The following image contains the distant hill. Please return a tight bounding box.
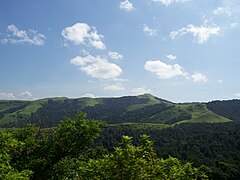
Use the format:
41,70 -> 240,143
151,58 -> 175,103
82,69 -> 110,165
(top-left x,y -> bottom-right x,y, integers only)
0,94 -> 236,128
207,99 -> 240,121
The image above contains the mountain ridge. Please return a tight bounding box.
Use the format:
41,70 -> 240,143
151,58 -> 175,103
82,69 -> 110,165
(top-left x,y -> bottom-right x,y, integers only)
0,94 -> 239,128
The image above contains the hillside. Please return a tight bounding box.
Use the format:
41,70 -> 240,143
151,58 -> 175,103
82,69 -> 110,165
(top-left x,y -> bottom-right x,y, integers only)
207,100 -> 240,121
0,94 -> 234,128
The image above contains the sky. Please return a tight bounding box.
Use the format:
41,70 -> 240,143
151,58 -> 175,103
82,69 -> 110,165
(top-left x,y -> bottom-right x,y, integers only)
0,0 -> 240,102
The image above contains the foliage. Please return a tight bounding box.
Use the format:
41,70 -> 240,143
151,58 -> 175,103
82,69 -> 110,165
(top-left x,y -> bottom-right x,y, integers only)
53,112 -> 106,157
10,124 -> 50,178
52,135 -> 207,180
5,112 -> 105,179
2,110 -> 239,179
97,122 -> 240,179
0,130 -> 32,179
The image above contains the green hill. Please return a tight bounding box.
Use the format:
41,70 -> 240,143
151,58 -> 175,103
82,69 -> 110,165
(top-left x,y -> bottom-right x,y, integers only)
0,94 -> 234,128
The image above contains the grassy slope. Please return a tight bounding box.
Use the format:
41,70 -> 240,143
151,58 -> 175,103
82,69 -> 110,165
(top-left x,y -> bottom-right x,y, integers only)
127,94 -> 173,112
110,122 -> 172,130
0,100 -> 28,112
176,103 -> 231,124
149,103 -> 231,124
77,97 -> 102,109
0,98 -> 67,124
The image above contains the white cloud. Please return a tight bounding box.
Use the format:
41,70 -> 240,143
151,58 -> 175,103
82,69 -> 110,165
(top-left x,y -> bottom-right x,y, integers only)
143,24 -> 158,37
108,51 -> 123,60
132,87 -> 152,95
62,23 -> 106,50
70,55 -> 122,79
1,24 -> 45,46
119,0 -> 134,11
166,54 -> 177,61
218,79 -> 223,83
0,93 -> 15,100
191,72 -> 208,82
152,0 -> 190,6
82,93 -> 95,98
170,22 -> 220,44
144,60 -> 187,79
19,90 -> 33,99
103,84 -> 125,91
213,7 -> 232,16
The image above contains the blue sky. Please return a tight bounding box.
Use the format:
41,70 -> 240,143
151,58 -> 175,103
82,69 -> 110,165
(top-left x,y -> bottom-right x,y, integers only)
0,0 -> 240,102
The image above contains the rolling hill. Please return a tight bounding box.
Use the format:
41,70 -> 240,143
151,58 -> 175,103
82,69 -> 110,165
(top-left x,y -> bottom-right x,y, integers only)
0,94 -> 236,128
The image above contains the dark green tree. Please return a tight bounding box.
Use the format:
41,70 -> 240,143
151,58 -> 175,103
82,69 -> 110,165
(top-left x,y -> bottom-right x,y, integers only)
52,135 -> 208,179
0,130 -> 32,179
53,112 -> 106,158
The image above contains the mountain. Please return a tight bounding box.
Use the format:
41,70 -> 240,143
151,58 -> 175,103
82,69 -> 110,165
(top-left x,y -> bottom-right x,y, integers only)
0,94 -> 236,128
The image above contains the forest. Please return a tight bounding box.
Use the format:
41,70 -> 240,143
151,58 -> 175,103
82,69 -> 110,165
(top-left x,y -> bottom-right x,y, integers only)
0,112 -> 207,179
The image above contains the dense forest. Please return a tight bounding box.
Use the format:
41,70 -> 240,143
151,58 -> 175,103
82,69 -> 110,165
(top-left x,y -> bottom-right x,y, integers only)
97,122 -> 240,179
0,113 -> 207,179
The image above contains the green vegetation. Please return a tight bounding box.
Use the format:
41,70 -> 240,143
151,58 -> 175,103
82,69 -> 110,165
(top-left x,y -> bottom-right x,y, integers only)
0,130 -> 32,179
0,113 -> 207,179
0,98 -> 67,126
110,122 -> 172,130
126,93 -> 171,111
77,97 -> 102,108
148,103 -> 230,124
207,99 -> 240,121
0,94 -> 235,128
52,135 -> 207,179
0,100 -> 28,112
97,122 -> 240,179
176,104 -> 231,124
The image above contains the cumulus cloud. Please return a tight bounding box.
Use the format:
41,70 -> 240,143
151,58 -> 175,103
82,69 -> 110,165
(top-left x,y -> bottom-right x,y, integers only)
132,87 -> 152,95
143,24 -> 158,37
166,54 -> 177,61
170,21 -> 220,44
108,51 -> 123,60
70,55 -> 122,79
62,23 -> 106,50
152,0 -> 190,6
119,0 -> 134,11
191,72 -> 208,82
19,90 -> 33,99
0,24 -> 45,46
103,84 -> 125,91
0,93 -> 15,100
144,60 -> 187,79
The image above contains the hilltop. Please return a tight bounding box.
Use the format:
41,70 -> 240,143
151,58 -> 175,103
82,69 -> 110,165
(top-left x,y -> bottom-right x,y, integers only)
0,94 -> 239,128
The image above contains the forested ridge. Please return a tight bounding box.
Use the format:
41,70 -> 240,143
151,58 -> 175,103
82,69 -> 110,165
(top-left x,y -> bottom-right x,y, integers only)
0,94 -> 238,128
